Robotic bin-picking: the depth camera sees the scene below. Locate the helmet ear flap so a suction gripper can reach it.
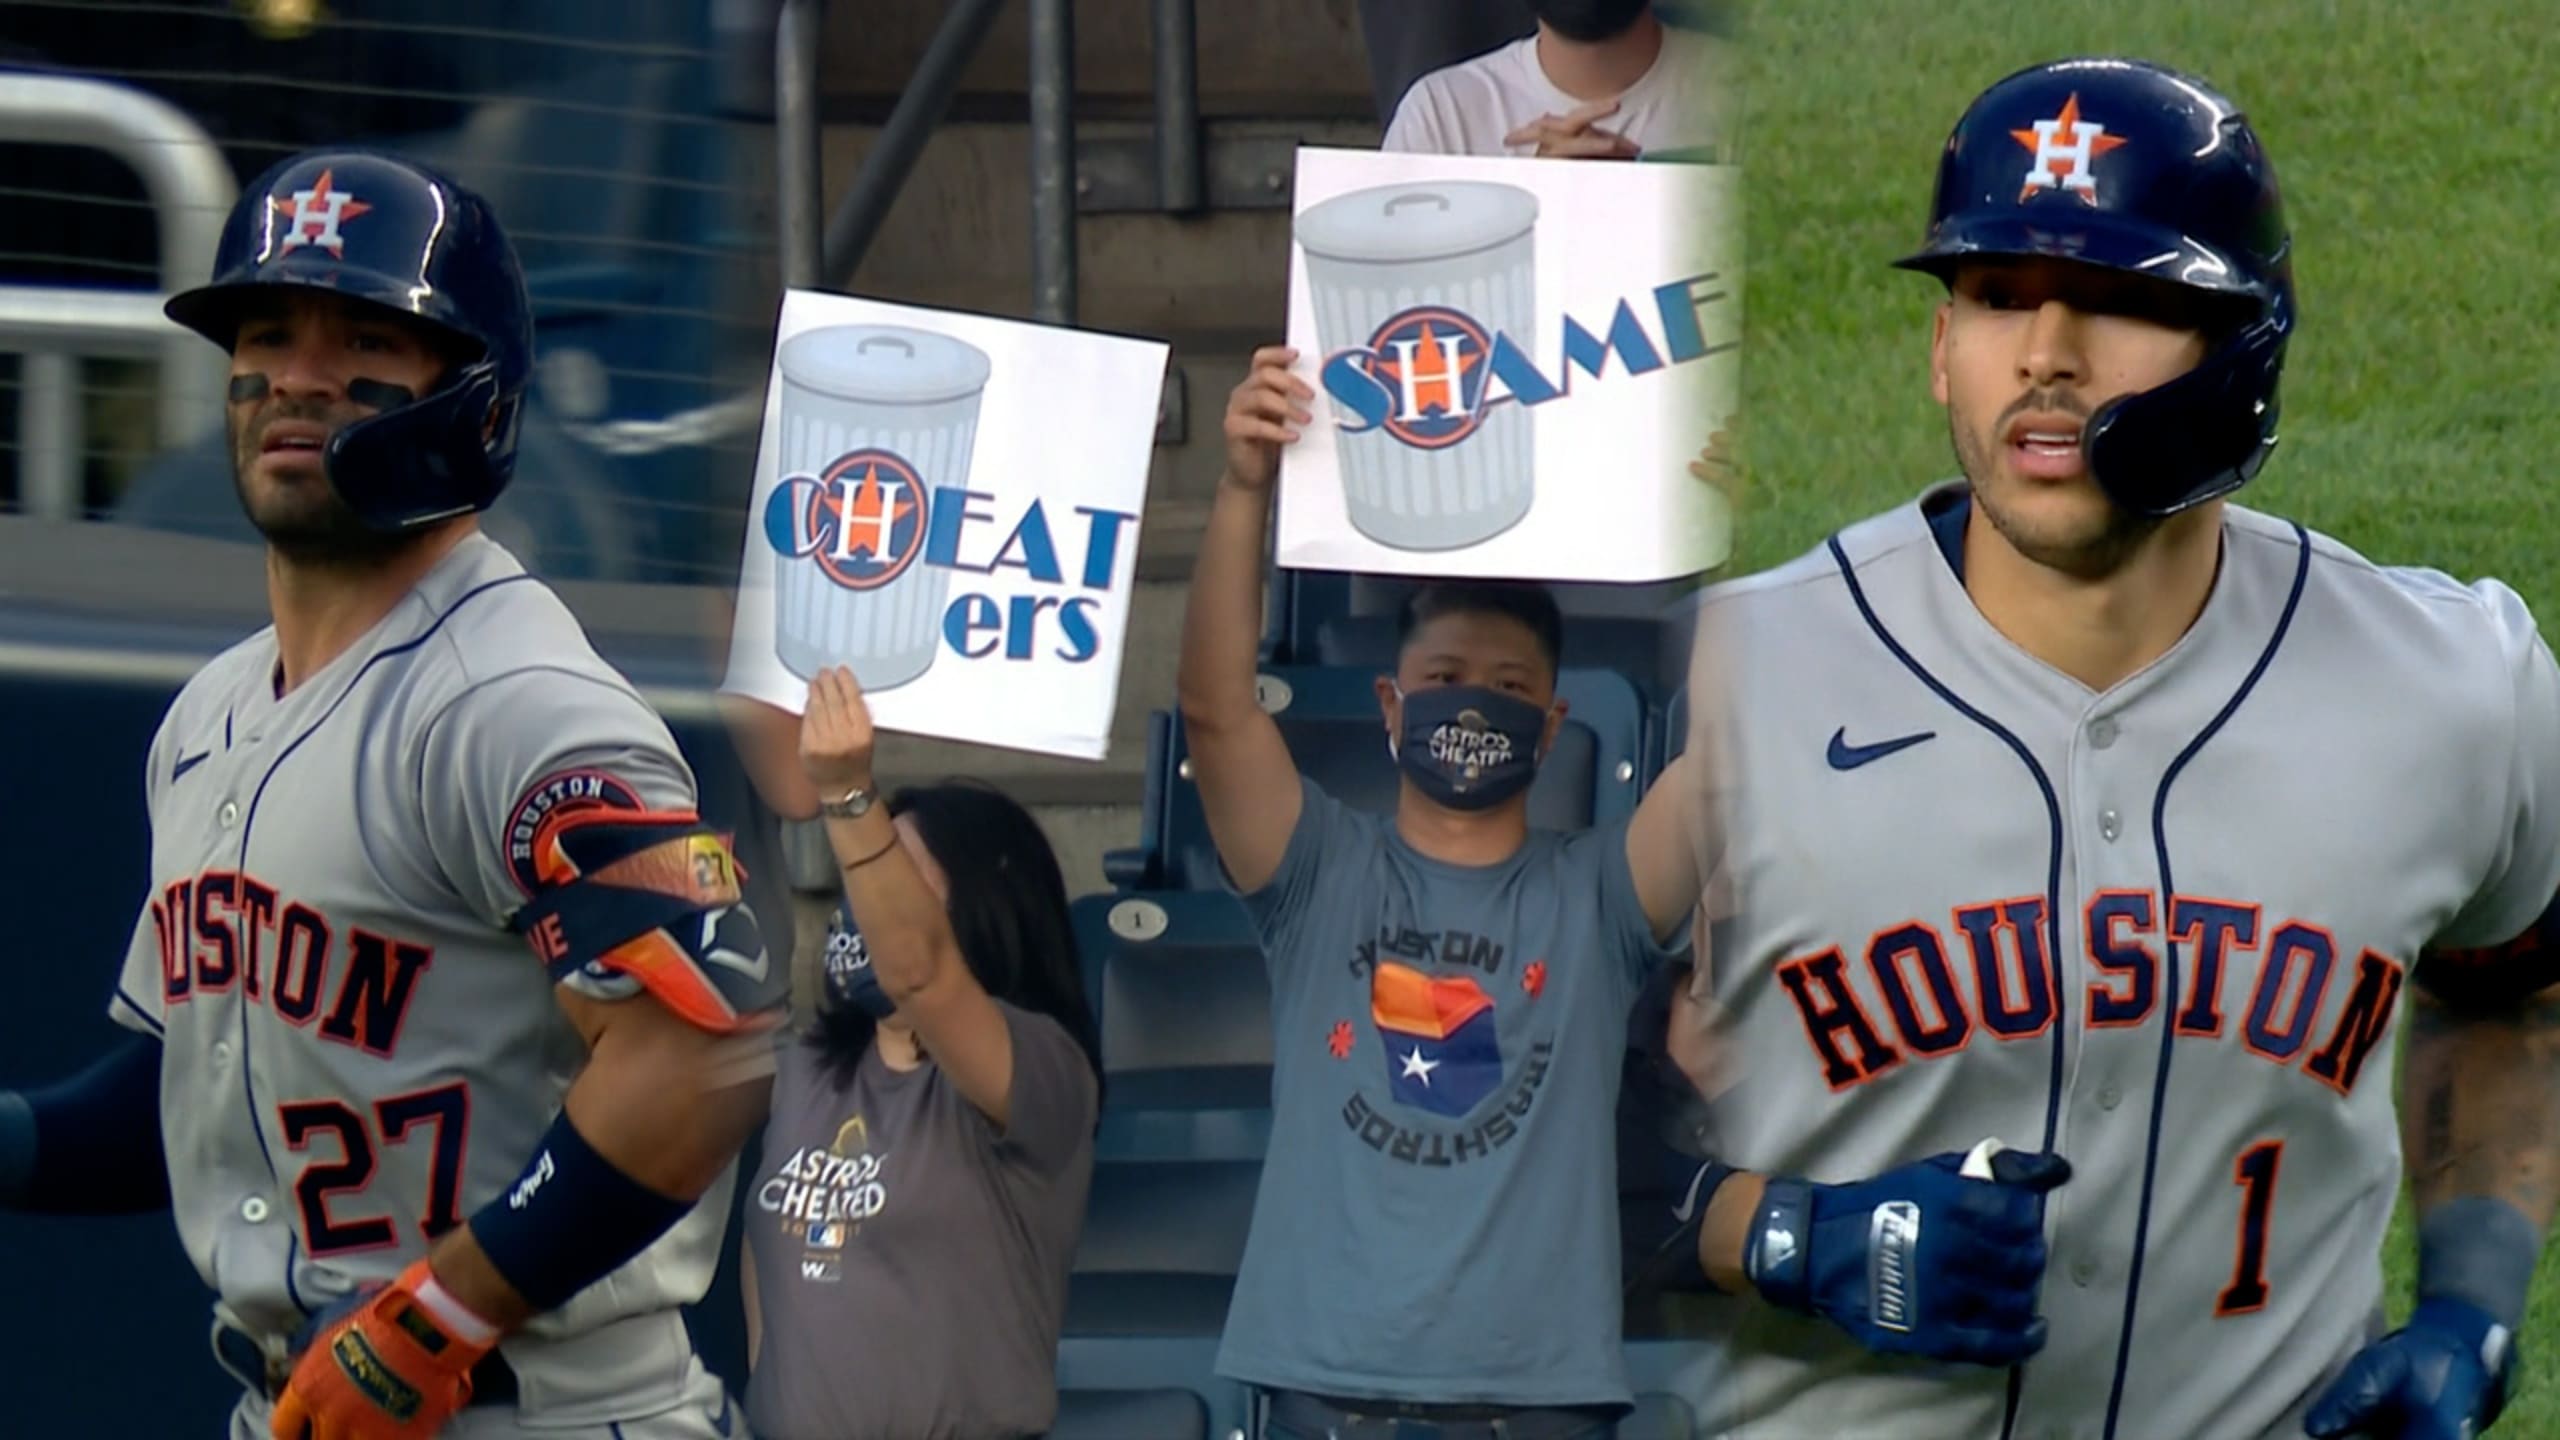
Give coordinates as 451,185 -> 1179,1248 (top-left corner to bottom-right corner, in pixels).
2083,308 -> 2291,517
321,358 -> 514,532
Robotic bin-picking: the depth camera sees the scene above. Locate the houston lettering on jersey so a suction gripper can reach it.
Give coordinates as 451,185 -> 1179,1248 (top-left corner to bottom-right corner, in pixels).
1776,888 -> 2402,1098
1332,924 -> 1556,1166
150,867 -> 431,1059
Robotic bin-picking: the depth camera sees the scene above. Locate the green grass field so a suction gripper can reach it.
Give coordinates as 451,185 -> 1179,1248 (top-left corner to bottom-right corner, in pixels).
1723,0 -> 2560,1428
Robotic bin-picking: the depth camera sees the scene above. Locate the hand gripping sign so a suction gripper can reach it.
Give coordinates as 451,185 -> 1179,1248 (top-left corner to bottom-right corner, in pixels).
722,291 -> 1171,762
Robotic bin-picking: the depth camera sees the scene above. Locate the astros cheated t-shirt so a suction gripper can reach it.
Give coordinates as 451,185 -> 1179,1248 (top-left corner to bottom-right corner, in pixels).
1215,776 -> 1673,1407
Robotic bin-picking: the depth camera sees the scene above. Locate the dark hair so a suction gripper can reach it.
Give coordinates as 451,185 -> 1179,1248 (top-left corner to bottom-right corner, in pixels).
810,780 -> 1104,1114
1394,580 -> 1566,676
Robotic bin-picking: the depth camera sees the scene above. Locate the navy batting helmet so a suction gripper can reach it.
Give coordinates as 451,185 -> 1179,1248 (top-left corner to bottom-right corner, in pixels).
165,148 -> 534,532
1894,58 -> 2295,518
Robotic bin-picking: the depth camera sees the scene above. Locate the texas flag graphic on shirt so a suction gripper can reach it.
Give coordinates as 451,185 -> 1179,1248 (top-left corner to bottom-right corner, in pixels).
1371,962 -> 1503,1117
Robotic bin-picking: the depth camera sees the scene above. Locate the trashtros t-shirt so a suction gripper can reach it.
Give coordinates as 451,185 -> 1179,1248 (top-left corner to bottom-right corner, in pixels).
1214,776 -> 1672,1407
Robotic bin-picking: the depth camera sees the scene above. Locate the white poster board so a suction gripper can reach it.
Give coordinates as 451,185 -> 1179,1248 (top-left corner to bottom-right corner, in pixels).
720,290 -> 1170,761
1278,145 -> 1740,583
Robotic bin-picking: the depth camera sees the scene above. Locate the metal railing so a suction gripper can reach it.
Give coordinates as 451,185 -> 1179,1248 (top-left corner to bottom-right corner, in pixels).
0,71 -> 235,520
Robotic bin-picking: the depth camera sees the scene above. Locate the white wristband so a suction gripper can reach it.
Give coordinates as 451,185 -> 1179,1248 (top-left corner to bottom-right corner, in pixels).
412,1271 -> 504,1348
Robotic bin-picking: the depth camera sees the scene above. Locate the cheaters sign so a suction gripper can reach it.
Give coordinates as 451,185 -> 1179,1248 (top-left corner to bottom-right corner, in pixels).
722,290 -> 1171,762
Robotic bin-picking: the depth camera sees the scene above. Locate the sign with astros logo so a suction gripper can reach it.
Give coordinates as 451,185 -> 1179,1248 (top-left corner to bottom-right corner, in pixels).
765,448 -> 932,592
723,290 -> 1171,762
1280,145 -> 1741,583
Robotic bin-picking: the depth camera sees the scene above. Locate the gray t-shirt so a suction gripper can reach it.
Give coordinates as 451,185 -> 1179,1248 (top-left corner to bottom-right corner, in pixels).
744,1000 -> 1099,1440
1213,775 -> 1672,1408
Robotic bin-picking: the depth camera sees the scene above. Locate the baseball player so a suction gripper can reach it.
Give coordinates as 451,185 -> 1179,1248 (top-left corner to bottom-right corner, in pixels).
0,148 -> 786,1439
1660,59 -> 2560,1440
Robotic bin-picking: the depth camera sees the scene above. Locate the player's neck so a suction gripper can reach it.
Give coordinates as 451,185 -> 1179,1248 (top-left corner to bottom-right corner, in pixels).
1394,786 -> 1531,867
1535,14 -> 1665,101
1962,505 -> 2225,694
266,519 -> 477,696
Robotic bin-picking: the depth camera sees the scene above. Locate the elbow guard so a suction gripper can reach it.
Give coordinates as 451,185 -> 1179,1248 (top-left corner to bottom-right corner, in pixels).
507,806 -> 788,1035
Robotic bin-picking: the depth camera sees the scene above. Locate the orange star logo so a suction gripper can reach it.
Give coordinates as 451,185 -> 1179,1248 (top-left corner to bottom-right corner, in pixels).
1522,961 -> 1548,999
824,462 -> 918,563
1371,319 -> 1483,419
1327,1020 -> 1355,1059
2010,93 -> 2128,204
270,168 -> 374,256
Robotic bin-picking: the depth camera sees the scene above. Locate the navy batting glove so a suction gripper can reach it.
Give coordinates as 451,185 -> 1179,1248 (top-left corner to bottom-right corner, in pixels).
2304,1298 -> 2514,1440
1745,1148 -> 2072,1368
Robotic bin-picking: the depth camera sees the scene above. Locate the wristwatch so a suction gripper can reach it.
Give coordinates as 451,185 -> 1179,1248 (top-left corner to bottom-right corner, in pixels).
819,783 -> 877,820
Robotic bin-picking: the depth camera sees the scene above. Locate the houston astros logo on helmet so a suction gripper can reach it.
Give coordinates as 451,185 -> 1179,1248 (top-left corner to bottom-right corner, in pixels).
270,168 -> 374,258
2011,93 -> 2129,204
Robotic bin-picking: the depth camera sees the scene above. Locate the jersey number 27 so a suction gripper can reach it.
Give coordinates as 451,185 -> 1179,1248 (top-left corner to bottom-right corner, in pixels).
278,1084 -> 470,1255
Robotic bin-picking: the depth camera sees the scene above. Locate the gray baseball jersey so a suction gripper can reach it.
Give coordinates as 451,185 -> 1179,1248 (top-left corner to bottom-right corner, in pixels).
110,533 -> 742,1420
1673,483 -> 2560,1440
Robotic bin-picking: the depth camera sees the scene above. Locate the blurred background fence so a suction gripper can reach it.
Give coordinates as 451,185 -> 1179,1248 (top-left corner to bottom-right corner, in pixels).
0,0 -> 784,588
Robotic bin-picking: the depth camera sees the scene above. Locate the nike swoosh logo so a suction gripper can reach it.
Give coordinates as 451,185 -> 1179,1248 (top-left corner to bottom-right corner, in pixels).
1827,727 -> 1935,771
172,750 -> 212,783
1670,1161 -> 1715,1223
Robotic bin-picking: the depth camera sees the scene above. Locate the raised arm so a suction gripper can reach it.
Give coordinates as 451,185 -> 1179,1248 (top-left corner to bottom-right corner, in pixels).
796,664 -> 1024,1131
1175,347 -> 1308,894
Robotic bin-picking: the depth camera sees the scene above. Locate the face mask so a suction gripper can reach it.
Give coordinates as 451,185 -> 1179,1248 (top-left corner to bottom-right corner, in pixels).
821,907 -> 897,1020
1390,684 -> 1550,812
1529,0 -> 1655,43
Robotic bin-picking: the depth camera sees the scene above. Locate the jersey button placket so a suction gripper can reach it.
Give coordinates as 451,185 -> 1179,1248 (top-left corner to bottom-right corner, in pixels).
240,1196 -> 270,1224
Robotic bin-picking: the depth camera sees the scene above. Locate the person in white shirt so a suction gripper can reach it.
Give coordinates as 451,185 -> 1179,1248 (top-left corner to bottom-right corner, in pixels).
1380,1 -> 1734,162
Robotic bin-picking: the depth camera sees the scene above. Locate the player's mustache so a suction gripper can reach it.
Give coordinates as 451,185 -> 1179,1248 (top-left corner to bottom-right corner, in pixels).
243,397 -> 353,449
1996,389 -> 2090,430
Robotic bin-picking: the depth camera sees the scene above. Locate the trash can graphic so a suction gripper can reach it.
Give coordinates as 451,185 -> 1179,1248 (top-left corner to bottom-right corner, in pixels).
1295,181 -> 1539,552
761,325 -> 991,691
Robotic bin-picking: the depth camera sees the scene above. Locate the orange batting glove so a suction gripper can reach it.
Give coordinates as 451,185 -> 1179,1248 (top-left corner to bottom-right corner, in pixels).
270,1259 -> 497,1440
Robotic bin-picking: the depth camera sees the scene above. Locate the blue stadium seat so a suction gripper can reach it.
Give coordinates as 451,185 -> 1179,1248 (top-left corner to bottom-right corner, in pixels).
1625,1340 -> 1709,1438
1071,890 -> 1275,1164
1057,1339 -> 1250,1440
1069,1158 -> 1261,1337
1112,662 -> 1649,893
1051,1387 -> 1212,1440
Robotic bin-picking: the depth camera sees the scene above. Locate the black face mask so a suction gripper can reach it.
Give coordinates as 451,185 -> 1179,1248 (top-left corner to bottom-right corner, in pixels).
821,907 -> 897,1020
1530,0 -> 1654,43
1391,684 -> 1550,812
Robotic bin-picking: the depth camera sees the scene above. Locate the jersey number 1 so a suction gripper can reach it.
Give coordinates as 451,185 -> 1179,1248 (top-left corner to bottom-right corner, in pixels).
278,1083 -> 470,1256
2215,1138 -> 2283,1317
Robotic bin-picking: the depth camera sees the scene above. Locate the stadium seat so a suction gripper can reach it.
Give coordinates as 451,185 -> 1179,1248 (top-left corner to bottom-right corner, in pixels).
1111,662 -> 1650,893
1625,1339 -> 1709,1435
1050,1387 -> 1212,1440
1071,890 -> 1276,1164
1622,1389 -> 1702,1440
1056,1338 -> 1251,1440
1069,1158 -> 1261,1337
